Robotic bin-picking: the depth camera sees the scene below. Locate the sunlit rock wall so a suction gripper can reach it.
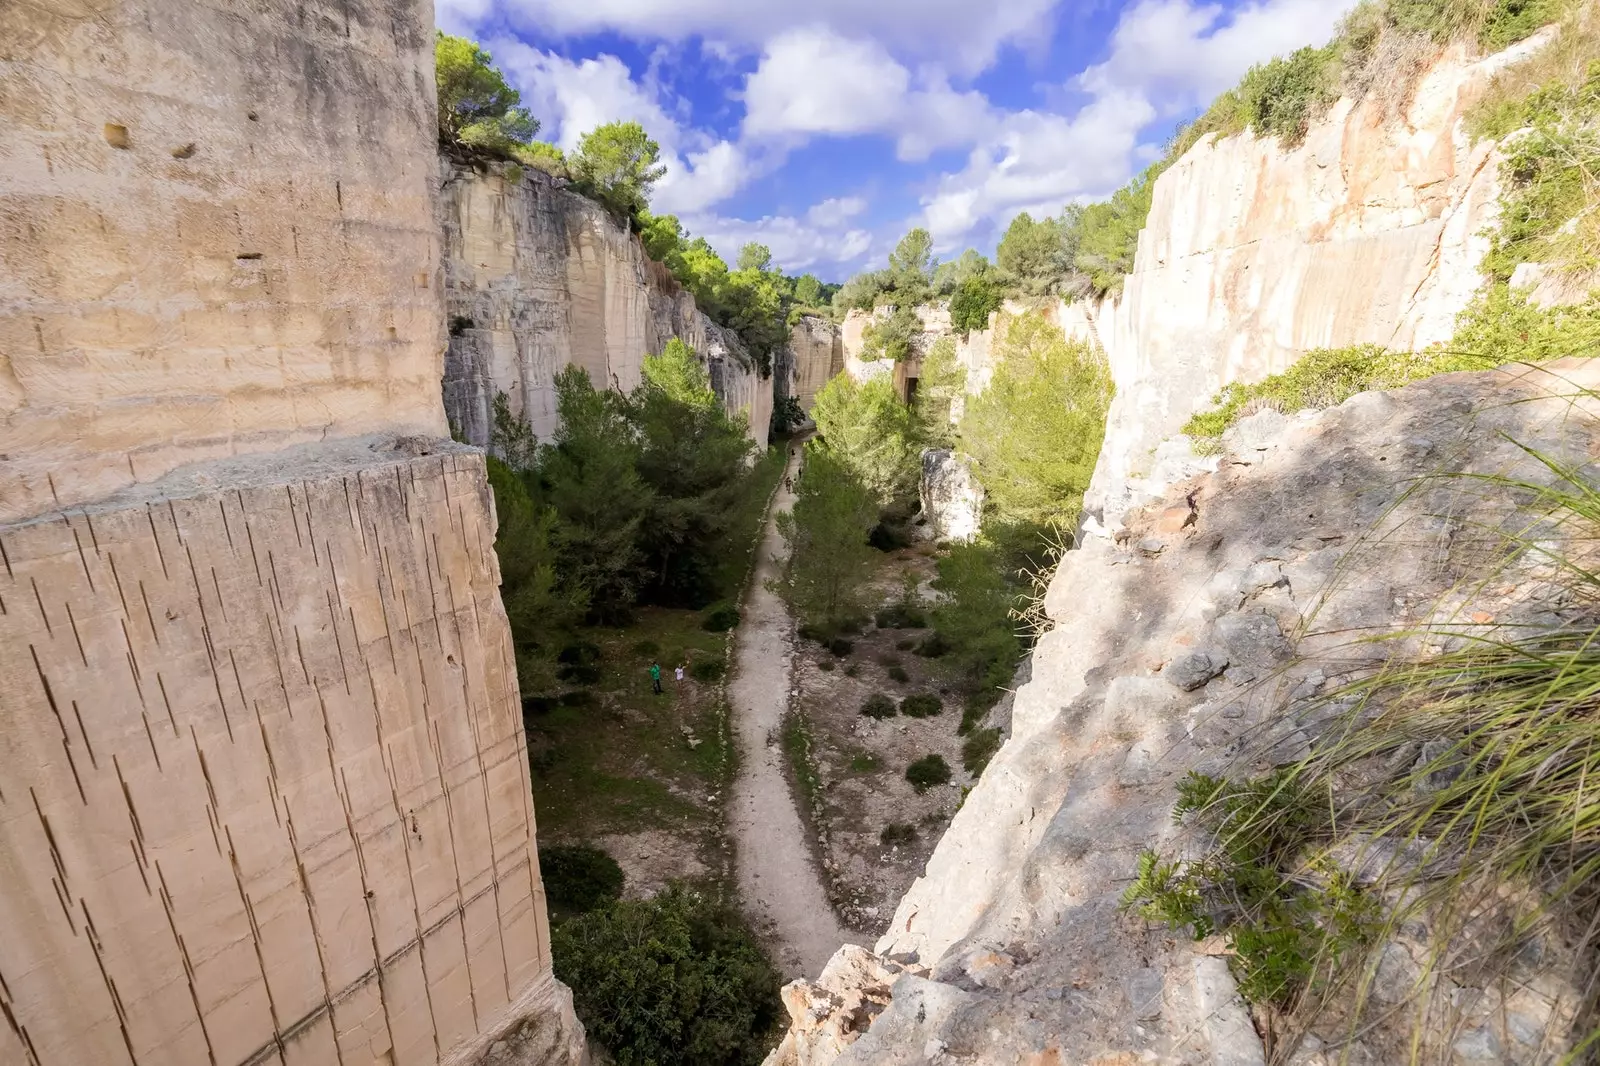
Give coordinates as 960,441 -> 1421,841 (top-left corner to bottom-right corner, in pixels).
439,162 -> 771,449
0,3 -> 582,1064
778,316 -> 844,414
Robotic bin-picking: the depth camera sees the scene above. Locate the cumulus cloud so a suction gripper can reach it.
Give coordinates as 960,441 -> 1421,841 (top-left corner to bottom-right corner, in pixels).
487,39 -> 760,214
438,0 -> 1058,76
917,0 -> 1359,247
741,26 -> 991,160
807,197 -> 868,227
686,207 -> 875,273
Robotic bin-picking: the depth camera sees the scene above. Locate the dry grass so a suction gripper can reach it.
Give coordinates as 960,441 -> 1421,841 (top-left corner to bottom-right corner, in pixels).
1468,1 -> 1600,141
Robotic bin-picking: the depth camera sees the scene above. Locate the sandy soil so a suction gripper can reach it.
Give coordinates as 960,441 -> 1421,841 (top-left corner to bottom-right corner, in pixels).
728,449 -> 860,979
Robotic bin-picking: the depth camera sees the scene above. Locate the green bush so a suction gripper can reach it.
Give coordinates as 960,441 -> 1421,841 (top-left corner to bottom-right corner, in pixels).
631,640 -> 660,656
900,694 -> 943,719
949,274 -> 1002,332
702,604 -> 741,632
817,659 -> 835,672
930,543 -> 1021,696
905,754 -> 952,793
777,444 -> 879,633
690,658 -> 725,683
896,638 -> 917,651
850,752 -> 882,773
539,844 -> 624,918
860,694 -> 898,719
962,728 -> 1003,776
875,603 -> 928,629
888,665 -> 910,684
915,633 -> 951,658
552,886 -> 782,1065
880,823 -> 917,847
829,638 -> 855,658
1236,45 -> 1339,147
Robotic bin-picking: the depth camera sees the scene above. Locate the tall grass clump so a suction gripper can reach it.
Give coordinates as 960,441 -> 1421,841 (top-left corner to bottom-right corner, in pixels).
1126,430 -> 1600,1056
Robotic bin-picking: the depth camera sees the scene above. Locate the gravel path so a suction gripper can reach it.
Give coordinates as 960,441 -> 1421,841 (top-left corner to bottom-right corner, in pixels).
728,448 -> 858,979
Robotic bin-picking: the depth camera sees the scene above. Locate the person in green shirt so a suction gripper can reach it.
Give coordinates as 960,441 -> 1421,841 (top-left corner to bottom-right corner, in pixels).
649,661 -> 662,694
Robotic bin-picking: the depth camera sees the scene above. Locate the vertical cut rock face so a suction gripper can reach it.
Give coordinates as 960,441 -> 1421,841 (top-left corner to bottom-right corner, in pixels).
0,0 -> 447,524
777,315 -> 845,414
0,3 -> 582,1064
439,162 -> 772,449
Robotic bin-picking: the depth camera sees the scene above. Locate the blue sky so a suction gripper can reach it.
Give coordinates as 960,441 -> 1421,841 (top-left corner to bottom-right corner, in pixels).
436,0 -> 1357,281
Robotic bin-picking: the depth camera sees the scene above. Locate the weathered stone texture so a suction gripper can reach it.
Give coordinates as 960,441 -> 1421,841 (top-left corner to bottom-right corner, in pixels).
0,445 -> 581,1066
0,0 -> 447,524
1073,33 -> 1554,525
439,162 -> 771,448
779,316 -> 843,414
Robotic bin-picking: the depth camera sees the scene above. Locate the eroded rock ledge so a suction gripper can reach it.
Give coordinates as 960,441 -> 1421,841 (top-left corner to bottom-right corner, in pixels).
770,363 -> 1600,1065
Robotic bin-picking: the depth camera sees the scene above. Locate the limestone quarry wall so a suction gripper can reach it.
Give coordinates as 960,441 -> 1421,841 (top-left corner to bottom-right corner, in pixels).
0,0 -> 447,525
0,3 -> 581,1064
439,163 -> 772,449
1072,31 -> 1554,524
779,316 -> 844,413
0,444 -> 580,1066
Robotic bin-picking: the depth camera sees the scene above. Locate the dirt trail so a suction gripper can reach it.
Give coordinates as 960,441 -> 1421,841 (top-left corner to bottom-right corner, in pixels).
729,448 -> 858,979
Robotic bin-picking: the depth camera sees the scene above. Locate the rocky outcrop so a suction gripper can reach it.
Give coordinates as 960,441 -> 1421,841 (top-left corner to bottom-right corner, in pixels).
1072,31 -> 1556,526
439,162 -> 771,449
918,450 -> 983,543
0,4 -> 583,1064
778,315 -> 845,415
775,362 -> 1598,1065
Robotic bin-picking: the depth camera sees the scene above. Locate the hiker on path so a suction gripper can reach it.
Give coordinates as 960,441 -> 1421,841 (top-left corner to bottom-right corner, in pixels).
649,661 -> 663,694
784,476 -> 792,492
674,663 -> 685,683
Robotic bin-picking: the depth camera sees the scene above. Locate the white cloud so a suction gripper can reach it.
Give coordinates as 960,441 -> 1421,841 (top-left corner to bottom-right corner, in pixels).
741,26 -> 990,160
807,197 -> 868,227
686,207 -> 875,274
918,0 -> 1360,246
439,0 -> 1058,76
487,38 -> 759,214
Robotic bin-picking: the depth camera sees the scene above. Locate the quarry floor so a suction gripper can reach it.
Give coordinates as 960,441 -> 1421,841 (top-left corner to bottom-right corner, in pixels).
729,448 -> 861,978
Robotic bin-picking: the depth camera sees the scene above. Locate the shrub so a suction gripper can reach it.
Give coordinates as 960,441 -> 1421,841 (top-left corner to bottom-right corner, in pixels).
552,886 -> 782,1066
905,754 -> 952,793
1236,45 -> 1339,147
850,752 -> 882,773
558,642 -> 602,666
868,519 -> 914,552
557,663 -> 602,685
875,603 -> 928,629
915,633 -> 951,658
632,640 -> 660,656
880,823 -> 918,847
817,659 -> 835,672
539,844 -> 624,918
844,663 -> 860,677
828,638 -> 854,658
690,658 -> 725,683
896,638 -> 917,651
888,665 -> 910,684
900,694 -> 944,719
962,728 -> 1003,776
949,274 -> 1003,332
930,543 -> 1021,695
559,690 -> 595,707
702,604 -> 741,632
777,445 -> 879,632
860,694 -> 898,719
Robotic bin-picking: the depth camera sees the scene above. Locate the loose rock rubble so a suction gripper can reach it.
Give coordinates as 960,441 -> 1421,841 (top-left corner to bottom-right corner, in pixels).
766,364 -> 1600,1065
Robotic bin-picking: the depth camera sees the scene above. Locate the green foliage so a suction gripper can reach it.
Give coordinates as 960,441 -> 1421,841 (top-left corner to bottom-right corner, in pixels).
516,140 -> 568,178
1477,61 -> 1600,281
930,542 -> 1021,695
1236,45 -> 1340,146
435,32 -> 538,154
1180,343 -> 1487,449
874,603 -> 928,629
997,210 -> 1080,296
1075,166 -> 1162,297
914,336 -> 968,449
690,658 -> 726,683
851,751 -> 882,773
811,375 -> 922,508
736,243 -> 773,272
887,665 -> 910,683
1452,282 -> 1600,362
860,694 -> 898,719
552,886 -> 782,1066
859,303 -> 922,363
833,269 -> 893,315
793,273 -> 824,308
643,338 -> 719,410
899,694 -> 943,718
958,313 -> 1113,534
770,396 -> 805,437
880,822 -> 917,846
539,845 -> 624,919
905,754 -> 952,793
933,249 -> 992,295
702,605 -> 740,632
776,444 -> 879,632
569,121 -> 667,223
948,274 -> 1002,334
961,728 -> 1002,776
888,228 -> 936,305
1122,772 -> 1380,1009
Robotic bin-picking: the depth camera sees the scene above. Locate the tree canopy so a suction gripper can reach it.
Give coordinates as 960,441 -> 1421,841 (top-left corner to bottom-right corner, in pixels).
570,121 -> 667,223
435,32 -> 539,155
